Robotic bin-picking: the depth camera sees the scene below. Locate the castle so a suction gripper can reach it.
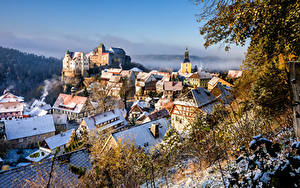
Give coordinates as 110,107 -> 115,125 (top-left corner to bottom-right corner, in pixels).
61,43 -> 131,84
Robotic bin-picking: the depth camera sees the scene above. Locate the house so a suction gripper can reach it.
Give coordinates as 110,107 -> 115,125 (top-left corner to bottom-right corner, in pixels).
79,109 -> 128,134
207,77 -> 233,91
227,70 -> 243,79
0,92 -> 24,120
108,118 -> 171,150
107,75 -> 123,97
183,72 -> 212,88
142,108 -> 170,123
100,71 -> 114,85
129,100 -> 151,120
155,96 -> 174,111
171,88 -> 218,132
45,129 -> 74,153
150,71 -> 170,80
156,76 -> 170,93
0,149 -> 91,187
120,70 -> 136,97
26,129 -> 74,162
52,94 -> 93,123
210,82 -> 232,104
135,72 -> 157,97
4,115 -> 55,148
163,81 -> 183,98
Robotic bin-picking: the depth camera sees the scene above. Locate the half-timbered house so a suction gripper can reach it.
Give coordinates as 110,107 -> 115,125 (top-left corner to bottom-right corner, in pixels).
171,87 -> 218,132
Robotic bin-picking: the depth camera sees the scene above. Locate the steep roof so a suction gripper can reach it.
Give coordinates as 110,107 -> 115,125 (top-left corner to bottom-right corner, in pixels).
173,88 -> 218,113
112,118 -> 170,149
147,109 -> 170,121
53,94 -> 87,114
208,77 -> 221,86
83,109 -> 128,132
187,73 -> 200,79
109,47 -> 125,54
0,149 -> 91,188
130,67 -> 142,72
5,115 -> 55,140
0,92 -> 24,103
45,129 -> 74,150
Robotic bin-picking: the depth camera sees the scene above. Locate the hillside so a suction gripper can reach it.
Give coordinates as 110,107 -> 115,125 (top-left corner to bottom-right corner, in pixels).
0,46 -> 62,101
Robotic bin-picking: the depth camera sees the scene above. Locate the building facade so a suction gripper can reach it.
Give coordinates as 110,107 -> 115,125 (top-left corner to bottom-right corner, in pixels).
0,92 -> 24,120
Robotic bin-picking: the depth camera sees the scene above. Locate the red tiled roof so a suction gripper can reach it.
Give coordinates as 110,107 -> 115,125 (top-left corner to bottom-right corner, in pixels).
53,94 -> 87,113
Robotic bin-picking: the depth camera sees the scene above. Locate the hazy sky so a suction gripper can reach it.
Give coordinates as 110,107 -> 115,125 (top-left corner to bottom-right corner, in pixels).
0,0 -> 246,67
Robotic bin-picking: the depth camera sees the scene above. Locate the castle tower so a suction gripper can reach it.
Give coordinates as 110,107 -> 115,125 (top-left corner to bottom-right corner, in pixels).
98,43 -> 105,54
180,48 -> 192,73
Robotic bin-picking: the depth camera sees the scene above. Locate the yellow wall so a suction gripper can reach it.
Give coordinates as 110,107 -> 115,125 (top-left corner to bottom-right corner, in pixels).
181,62 -> 192,73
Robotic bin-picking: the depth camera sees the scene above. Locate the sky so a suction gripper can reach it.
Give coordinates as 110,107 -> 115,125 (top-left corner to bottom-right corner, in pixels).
0,0 -> 246,68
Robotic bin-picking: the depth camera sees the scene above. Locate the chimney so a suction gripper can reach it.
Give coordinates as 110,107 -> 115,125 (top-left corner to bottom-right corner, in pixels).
71,87 -> 76,97
150,123 -> 159,138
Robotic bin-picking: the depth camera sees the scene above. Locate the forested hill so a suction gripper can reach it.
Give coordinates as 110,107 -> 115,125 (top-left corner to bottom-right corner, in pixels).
0,46 -> 62,100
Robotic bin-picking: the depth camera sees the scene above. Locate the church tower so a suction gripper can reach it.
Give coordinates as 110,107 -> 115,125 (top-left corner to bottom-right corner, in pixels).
180,48 -> 192,73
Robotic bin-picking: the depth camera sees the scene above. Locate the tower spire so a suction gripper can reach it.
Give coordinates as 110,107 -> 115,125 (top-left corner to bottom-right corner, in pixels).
184,48 -> 190,62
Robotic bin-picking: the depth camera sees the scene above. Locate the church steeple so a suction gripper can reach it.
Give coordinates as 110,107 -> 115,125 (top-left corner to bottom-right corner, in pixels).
184,48 -> 190,62
180,48 -> 192,74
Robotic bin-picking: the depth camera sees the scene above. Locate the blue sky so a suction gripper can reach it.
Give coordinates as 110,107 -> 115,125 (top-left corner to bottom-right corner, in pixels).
0,0 -> 245,67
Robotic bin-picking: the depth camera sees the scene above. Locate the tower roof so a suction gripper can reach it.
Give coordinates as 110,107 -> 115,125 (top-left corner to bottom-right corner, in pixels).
183,48 -> 190,63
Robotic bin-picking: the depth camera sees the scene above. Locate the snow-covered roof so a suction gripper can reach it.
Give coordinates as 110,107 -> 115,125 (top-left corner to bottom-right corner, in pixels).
137,72 -> 150,81
112,118 -> 171,149
228,70 -> 243,78
83,109 -> 128,132
173,88 -> 218,113
105,68 -> 122,74
5,115 -> 55,140
198,71 -> 213,79
147,109 -> 170,121
109,47 -> 125,54
0,92 -> 24,103
53,94 -> 87,114
132,100 -> 150,110
100,72 -> 114,80
45,129 -> 74,150
164,81 -> 183,91
191,88 -> 217,108
208,77 -> 220,86
130,67 -> 142,72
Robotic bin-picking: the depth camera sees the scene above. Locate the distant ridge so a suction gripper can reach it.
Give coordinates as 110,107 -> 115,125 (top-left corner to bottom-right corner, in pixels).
132,54 -> 242,71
